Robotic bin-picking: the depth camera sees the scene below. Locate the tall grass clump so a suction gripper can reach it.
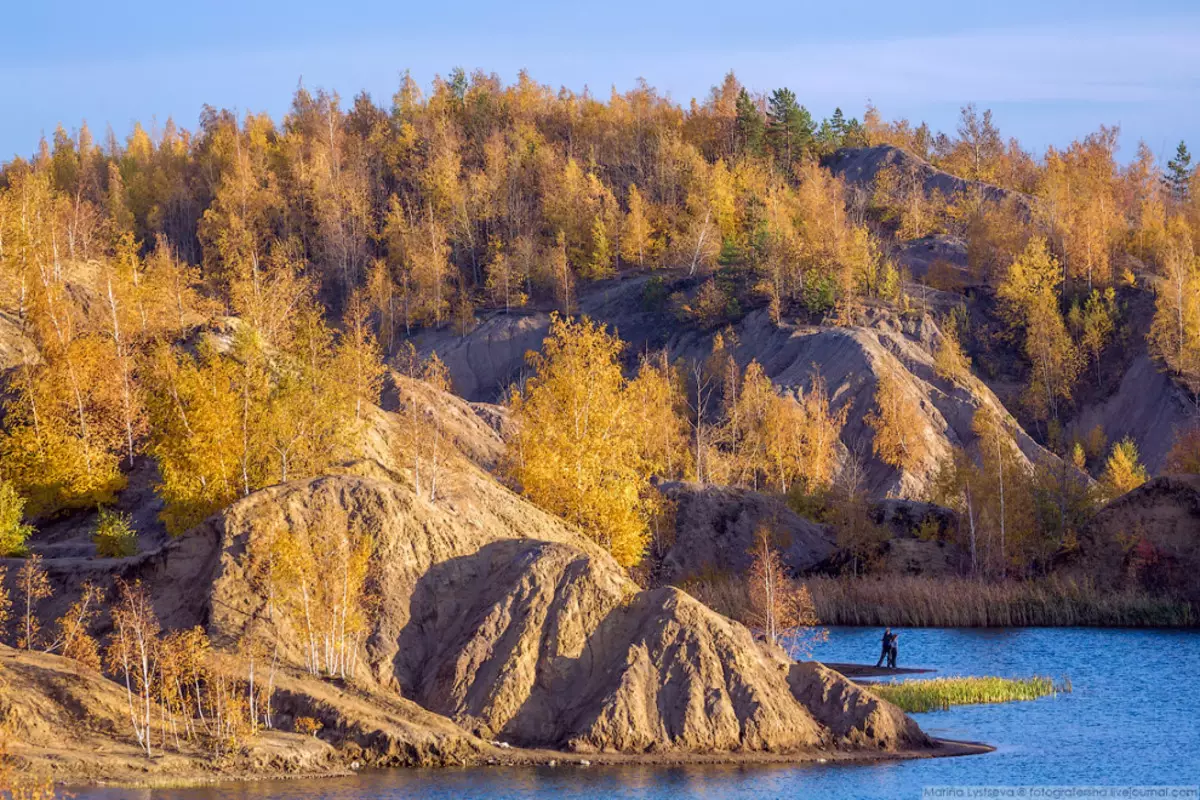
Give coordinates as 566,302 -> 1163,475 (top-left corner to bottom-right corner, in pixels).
871,675 -> 1071,713
806,575 -> 1194,627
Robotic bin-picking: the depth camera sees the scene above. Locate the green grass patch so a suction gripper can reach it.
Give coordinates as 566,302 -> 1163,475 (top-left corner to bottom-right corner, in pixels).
871,675 -> 1071,713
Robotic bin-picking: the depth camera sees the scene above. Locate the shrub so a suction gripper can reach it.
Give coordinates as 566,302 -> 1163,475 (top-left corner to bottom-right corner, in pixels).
0,480 -> 34,557
294,716 -> 323,737
93,508 -> 138,558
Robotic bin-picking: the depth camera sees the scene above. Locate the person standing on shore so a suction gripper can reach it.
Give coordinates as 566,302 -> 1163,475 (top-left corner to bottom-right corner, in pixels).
876,628 -> 893,667
888,631 -> 899,668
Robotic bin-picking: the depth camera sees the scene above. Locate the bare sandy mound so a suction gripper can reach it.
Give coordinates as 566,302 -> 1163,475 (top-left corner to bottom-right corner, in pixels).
374,372 -> 509,472
193,464 -> 929,754
788,661 -> 925,748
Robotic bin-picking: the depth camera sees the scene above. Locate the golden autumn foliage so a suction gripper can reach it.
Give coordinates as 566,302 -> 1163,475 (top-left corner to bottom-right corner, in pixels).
998,238 -> 1081,421
1102,437 -> 1148,498
143,257 -> 381,532
15,555 -> 51,650
866,371 -> 928,472
2,74 -> 1200,675
928,408 -> 1054,578
871,163 -> 947,241
715,360 -> 846,495
2,74 -> 1193,555
102,580 -> 262,758
1036,129 -> 1123,290
264,507 -> 375,678
507,315 -> 685,566
1148,217 -> 1200,397
934,322 -> 972,385
0,481 -> 34,557
626,351 -> 693,482
50,582 -> 104,670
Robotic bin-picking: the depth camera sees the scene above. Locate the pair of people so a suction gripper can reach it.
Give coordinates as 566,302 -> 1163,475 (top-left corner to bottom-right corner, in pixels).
875,628 -> 899,668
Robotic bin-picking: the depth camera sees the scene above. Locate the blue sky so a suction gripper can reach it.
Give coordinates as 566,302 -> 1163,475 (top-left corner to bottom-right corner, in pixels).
4,0 -> 1199,164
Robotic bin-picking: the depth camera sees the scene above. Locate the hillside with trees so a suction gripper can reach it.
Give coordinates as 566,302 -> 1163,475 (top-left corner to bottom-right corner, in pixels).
1,67 -> 1199,788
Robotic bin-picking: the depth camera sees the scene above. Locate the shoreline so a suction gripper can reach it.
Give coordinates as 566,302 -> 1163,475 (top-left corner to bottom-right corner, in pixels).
30,659 -> 985,792
63,738 -> 995,791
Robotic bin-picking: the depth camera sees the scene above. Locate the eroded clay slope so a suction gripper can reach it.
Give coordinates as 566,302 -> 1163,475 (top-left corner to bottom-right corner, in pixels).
181,461 -> 931,755
733,310 -> 1053,498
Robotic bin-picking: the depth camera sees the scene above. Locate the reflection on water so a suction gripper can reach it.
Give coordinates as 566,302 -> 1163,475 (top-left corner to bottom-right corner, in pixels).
76,627 -> 1200,800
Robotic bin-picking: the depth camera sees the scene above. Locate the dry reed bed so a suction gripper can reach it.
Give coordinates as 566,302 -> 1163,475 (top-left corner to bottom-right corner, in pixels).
804,575 -> 1194,628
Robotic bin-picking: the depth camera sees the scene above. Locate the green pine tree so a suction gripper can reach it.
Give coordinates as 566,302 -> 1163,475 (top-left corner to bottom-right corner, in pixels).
766,88 -> 814,169
1166,140 -> 1193,201
829,108 -> 846,137
816,108 -> 848,154
842,117 -> 868,147
736,89 -> 765,157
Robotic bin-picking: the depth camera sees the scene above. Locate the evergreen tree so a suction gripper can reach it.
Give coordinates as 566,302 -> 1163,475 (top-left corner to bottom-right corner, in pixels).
735,89 -> 765,157
1165,140 -> 1192,201
829,107 -> 846,137
815,108 -> 847,153
766,88 -> 813,168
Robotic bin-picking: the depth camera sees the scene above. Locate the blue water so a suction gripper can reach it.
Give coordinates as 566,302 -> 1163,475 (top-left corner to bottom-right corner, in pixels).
76,628 -> 1200,799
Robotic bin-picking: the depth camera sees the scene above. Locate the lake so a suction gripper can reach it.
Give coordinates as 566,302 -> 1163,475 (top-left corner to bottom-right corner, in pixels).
75,627 -> 1200,799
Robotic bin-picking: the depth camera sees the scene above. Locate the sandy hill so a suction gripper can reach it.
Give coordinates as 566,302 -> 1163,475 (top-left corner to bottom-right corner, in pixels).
192,462 -> 928,754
